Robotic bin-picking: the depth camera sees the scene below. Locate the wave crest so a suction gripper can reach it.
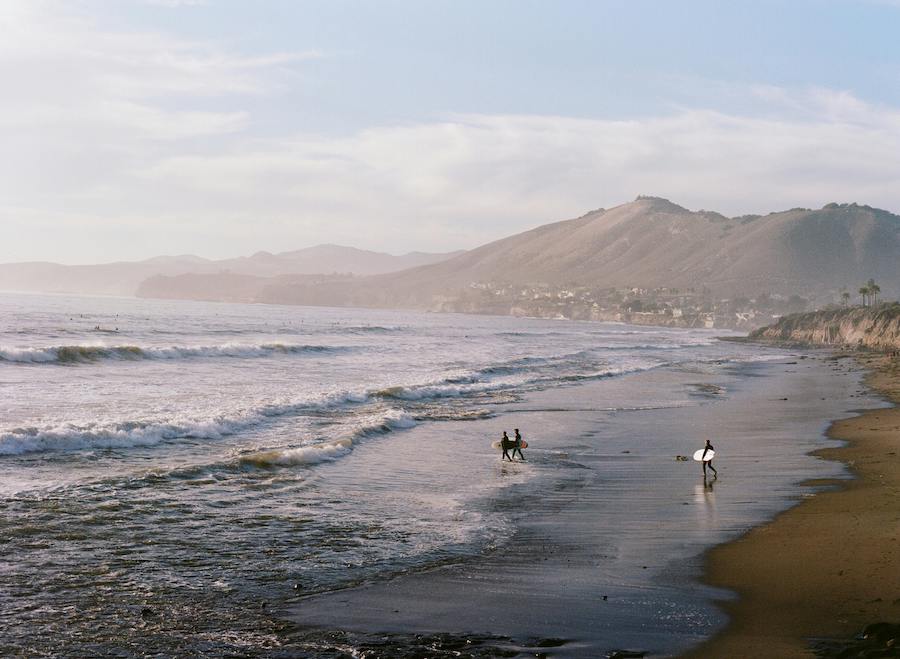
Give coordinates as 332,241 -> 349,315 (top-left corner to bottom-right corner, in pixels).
0,343 -> 341,365
238,410 -> 417,467
0,390 -> 369,456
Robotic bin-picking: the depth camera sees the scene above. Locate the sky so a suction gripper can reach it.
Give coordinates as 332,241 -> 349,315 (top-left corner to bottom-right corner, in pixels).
3,0 -> 900,264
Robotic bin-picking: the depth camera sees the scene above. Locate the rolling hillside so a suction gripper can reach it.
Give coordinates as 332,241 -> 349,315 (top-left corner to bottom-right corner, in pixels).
359,196 -> 900,300
166,196 -> 900,312
0,245 -> 462,297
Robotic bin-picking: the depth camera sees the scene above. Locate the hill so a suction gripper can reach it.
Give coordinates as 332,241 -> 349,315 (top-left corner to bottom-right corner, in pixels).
136,272 -> 353,304
0,246 -> 462,297
359,196 -> 900,301
138,197 -> 900,325
210,245 -> 465,278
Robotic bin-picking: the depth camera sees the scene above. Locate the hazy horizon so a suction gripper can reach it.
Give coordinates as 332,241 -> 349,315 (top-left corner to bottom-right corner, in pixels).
3,195 -> 896,268
0,242 -> 463,267
4,0 -> 900,264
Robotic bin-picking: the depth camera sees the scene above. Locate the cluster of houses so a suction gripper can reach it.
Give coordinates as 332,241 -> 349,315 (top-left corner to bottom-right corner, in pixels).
452,282 -> 812,330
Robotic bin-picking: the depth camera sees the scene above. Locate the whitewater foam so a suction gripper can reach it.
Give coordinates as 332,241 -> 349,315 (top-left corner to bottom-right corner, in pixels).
0,390 -> 372,456
0,342 -> 342,364
373,355 -> 665,402
241,439 -> 355,467
239,410 -> 417,467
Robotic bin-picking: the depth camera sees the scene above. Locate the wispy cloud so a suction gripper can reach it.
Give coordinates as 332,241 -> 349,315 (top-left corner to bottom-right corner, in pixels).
118,90 -> 900,252
2,0 -> 900,262
0,0 -> 318,126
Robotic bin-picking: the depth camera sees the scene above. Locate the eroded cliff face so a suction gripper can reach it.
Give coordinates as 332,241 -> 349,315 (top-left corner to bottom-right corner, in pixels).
750,304 -> 900,350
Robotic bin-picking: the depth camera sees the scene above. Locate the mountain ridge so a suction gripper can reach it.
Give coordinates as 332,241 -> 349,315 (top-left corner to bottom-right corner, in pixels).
136,196 -> 900,330
8,196 -> 900,327
0,245 -> 464,297
348,196 -> 900,299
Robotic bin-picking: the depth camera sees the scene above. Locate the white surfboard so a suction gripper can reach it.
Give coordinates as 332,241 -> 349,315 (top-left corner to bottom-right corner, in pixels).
693,448 -> 715,462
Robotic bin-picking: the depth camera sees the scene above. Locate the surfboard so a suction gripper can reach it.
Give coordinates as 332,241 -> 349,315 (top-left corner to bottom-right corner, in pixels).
492,440 -> 528,449
693,448 -> 715,462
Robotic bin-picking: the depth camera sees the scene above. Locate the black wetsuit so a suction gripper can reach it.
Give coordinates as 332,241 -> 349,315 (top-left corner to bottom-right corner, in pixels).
500,435 -> 513,461
512,431 -> 525,460
702,442 -> 717,476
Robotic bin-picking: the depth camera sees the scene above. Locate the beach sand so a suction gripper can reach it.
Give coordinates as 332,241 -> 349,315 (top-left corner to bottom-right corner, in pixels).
683,354 -> 900,658
285,358 -> 878,657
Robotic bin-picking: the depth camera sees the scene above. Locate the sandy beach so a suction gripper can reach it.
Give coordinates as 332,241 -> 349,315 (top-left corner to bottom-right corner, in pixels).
684,354 -> 900,658
284,355 -> 880,657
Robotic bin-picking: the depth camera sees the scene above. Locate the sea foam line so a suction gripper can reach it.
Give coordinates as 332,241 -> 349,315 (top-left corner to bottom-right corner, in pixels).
0,342 -> 343,364
0,353 -> 665,456
372,357 -> 663,401
0,390 -> 369,456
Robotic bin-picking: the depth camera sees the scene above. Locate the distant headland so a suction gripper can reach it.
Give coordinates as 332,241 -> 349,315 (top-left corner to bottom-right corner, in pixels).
4,197 -> 900,331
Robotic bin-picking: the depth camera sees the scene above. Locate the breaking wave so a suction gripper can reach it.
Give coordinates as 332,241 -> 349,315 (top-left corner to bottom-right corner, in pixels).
371,375 -> 523,401
329,325 -> 406,336
372,357 -> 663,402
239,410 -> 417,467
0,344 -> 671,457
0,342 -> 343,364
0,391 -> 369,456
413,407 -> 496,422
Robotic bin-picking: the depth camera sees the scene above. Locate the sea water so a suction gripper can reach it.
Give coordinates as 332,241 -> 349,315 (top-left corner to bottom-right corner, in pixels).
0,292 -> 869,656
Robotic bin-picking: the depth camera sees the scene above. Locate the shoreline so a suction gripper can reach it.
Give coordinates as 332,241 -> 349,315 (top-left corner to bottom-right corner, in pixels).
282,356 -> 872,657
682,353 -> 900,657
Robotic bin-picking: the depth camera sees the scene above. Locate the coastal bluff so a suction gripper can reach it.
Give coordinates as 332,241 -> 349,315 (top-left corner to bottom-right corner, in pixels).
750,304 -> 900,351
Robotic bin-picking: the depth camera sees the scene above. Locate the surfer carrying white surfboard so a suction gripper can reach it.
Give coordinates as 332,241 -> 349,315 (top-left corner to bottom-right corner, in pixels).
512,428 -> 526,461
701,439 -> 717,476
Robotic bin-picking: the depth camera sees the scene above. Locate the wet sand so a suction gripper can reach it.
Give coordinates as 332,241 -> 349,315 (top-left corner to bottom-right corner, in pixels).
284,357 -> 876,657
683,354 -> 900,657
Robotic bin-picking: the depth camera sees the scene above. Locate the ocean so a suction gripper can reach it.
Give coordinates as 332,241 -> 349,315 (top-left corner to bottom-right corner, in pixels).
0,292 -> 874,657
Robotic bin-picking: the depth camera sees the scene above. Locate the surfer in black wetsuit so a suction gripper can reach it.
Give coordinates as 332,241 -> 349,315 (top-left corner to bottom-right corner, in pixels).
512,428 -> 526,461
701,439 -> 717,477
500,431 -> 513,462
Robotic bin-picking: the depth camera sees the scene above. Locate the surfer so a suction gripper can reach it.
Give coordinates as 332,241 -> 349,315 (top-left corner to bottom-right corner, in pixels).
500,431 -> 513,462
701,439 -> 717,476
512,428 -> 526,461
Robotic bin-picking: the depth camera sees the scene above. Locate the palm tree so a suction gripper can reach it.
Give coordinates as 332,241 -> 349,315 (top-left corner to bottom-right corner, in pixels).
868,279 -> 881,305
841,291 -> 851,306
859,286 -> 869,307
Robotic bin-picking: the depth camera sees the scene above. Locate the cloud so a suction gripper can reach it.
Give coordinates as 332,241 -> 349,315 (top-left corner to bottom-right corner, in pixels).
127,89 -> 900,250
0,1 -> 318,129
10,87 -> 900,259
2,0 -> 900,263
0,0 -> 321,259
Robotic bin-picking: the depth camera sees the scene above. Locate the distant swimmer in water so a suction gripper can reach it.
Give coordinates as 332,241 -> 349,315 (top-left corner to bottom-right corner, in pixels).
701,439 -> 717,477
500,431 -> 513,462
512,428 -> 526,461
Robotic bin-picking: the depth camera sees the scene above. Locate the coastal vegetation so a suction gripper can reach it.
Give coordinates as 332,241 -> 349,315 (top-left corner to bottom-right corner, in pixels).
750,302 -> 900,350
859,278 -> 882,306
